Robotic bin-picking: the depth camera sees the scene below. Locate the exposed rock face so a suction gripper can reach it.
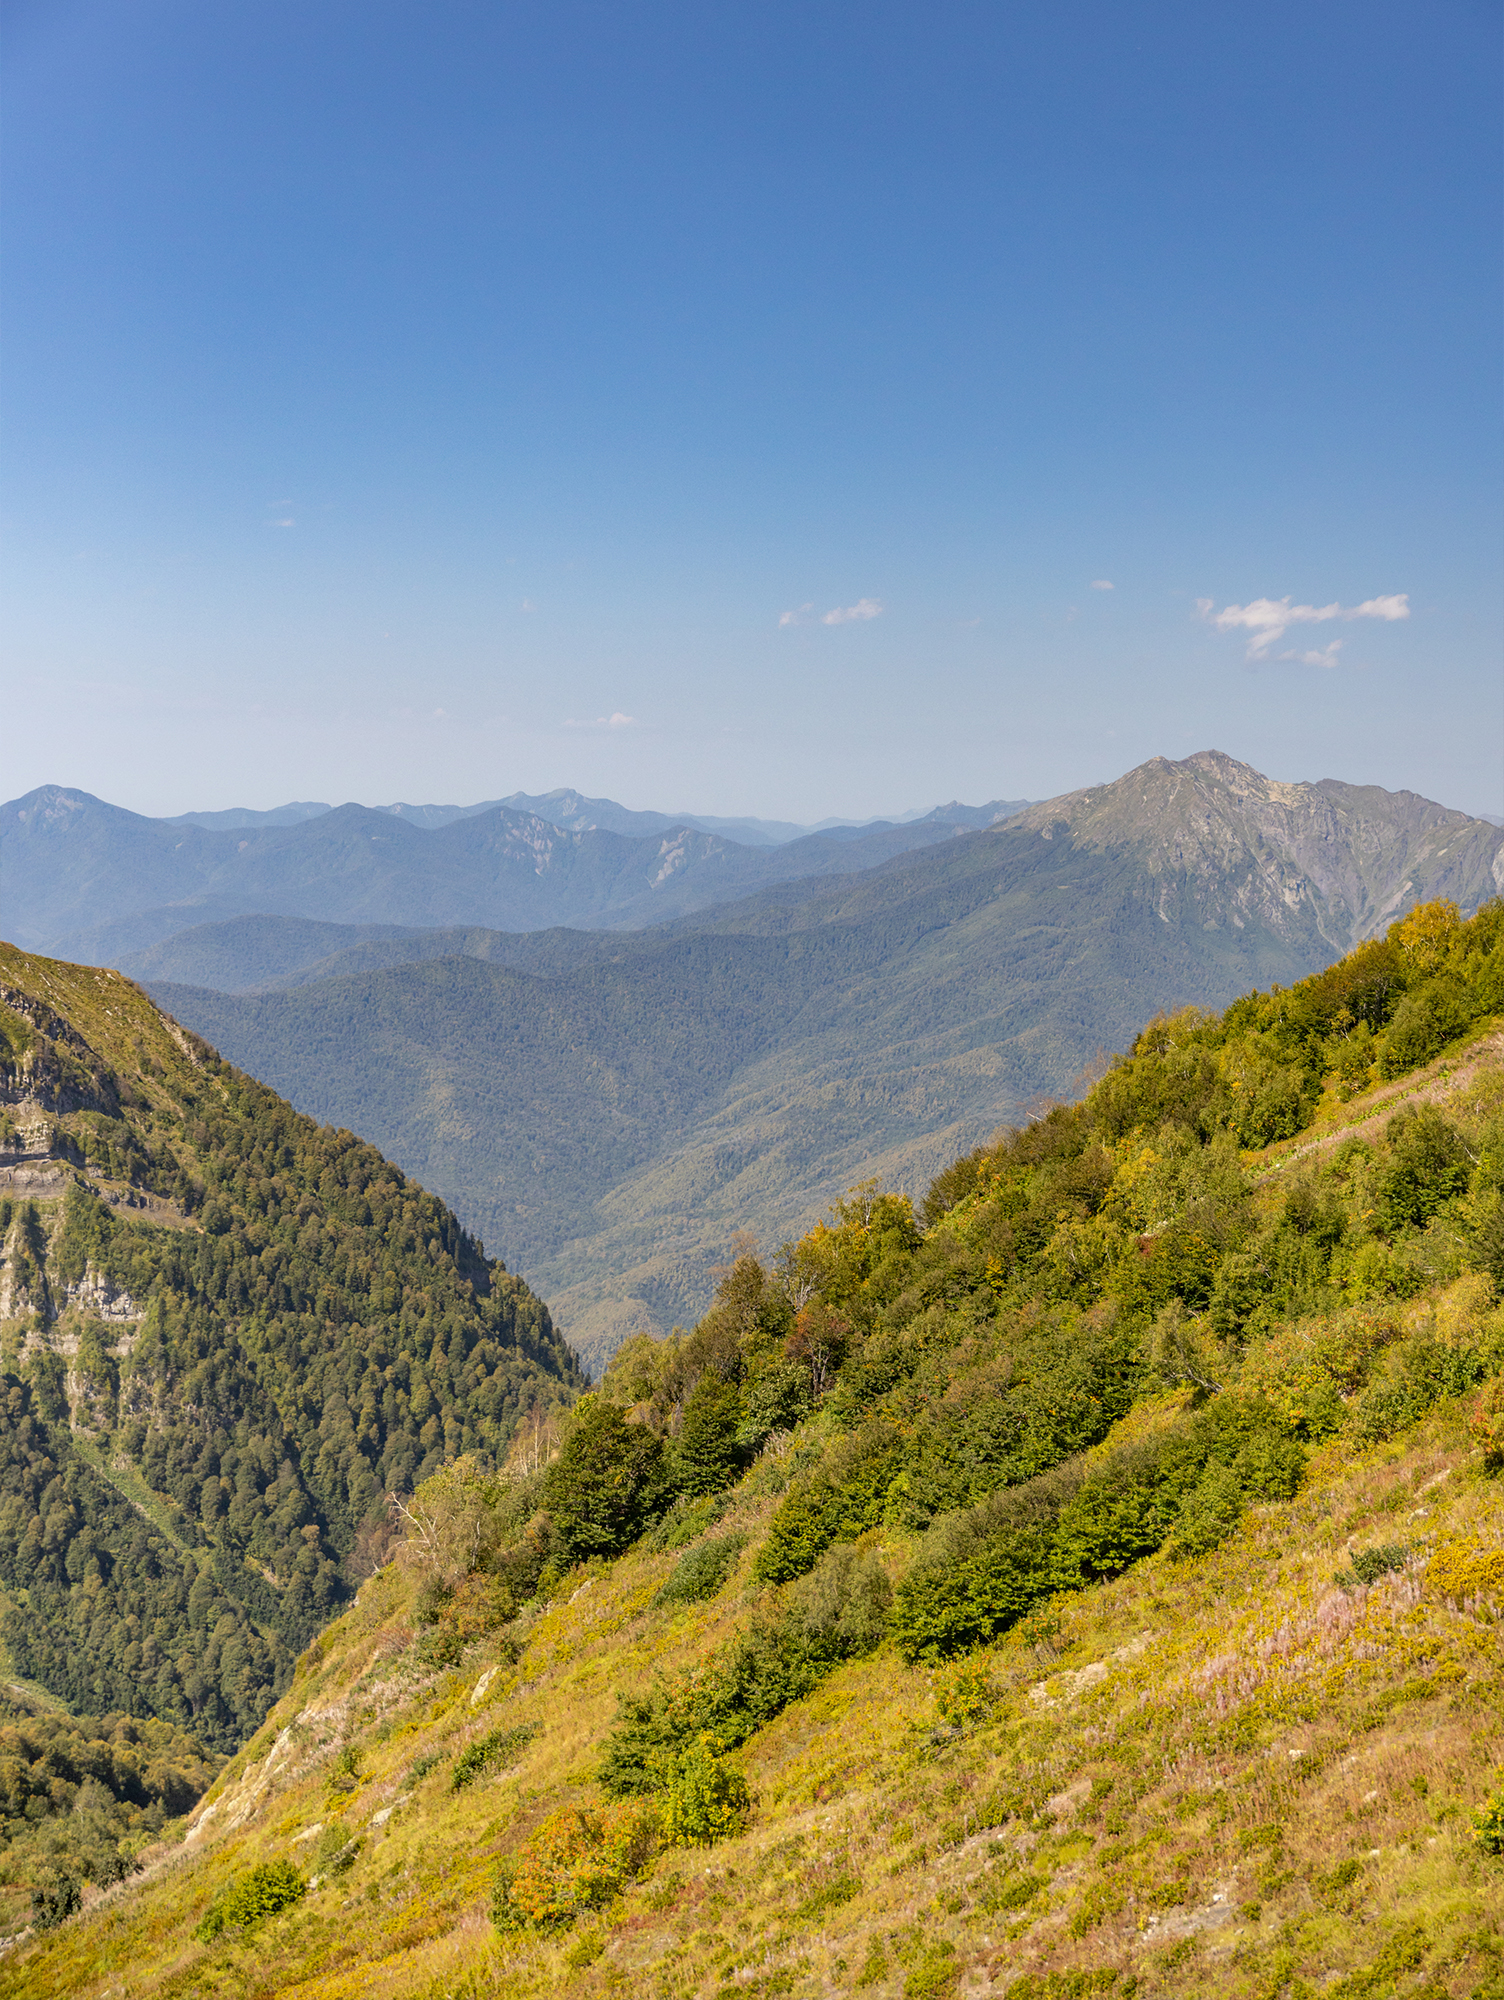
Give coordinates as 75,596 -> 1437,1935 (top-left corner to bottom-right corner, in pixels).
1012,750 -> 1504,952
0,984 -> 121,1117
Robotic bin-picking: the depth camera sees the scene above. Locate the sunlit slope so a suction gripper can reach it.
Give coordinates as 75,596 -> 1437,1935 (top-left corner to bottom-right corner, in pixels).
7,897 -> 1503,1995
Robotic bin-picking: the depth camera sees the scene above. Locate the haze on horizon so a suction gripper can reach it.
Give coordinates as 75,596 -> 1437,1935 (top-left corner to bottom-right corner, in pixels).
2,1 -> 1499,824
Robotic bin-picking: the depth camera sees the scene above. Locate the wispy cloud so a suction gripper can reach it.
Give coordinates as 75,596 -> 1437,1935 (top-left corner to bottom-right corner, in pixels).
1197,592 -> 1409,662
564,711 -> 637,730
521,598 -> 536,612
1090,579 -> 1114,591
779,597 -> 884,628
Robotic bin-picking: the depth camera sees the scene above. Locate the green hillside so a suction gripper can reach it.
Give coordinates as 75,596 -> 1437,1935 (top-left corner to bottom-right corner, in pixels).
0,945 -> 580,1776
8,896 -> 1502,1994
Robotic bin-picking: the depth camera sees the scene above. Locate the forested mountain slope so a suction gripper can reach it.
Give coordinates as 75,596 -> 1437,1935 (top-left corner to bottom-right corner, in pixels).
0,945 -> 580,1778
140,756 -> 1504,1369
9,897 -> 1502,1995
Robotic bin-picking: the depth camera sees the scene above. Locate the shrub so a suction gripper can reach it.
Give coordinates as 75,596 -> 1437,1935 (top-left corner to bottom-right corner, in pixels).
1426,1535 -> 1504,1605
1351,1338 -> 1486,1442
1335,1543 -> 1410,1589
1376,1107 -> 1471,1228
1475,1783 -> 1504,1856
656,1532 -> 747,1606
1469,1376 -> 1504,1469
786,1542 -> 891,1654
545,1395 -> 670,1563
645,1492 -> 728,1553
30,1865 -> 81,1931
753,1423 -> 905,1584
1165,1460 -> 1243,1558
452,1721 -> 539,1790
492,1800 -> 660,1930
412,1576 -> 453,1626
658,1736 -> 751,1846
933,1654 -> 996,1729
312,1821 -> 362,1879
414,1627 -> 464,1669
893,1524 -> 1057,1662
194,1858 -> 306,1940
1377,977 -> 1473,1080
675,1372 -> 744,1495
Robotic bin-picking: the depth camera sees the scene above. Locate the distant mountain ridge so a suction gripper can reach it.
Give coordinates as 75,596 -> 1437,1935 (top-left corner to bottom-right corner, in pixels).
0,786 -> 1030,962
160,788 -> 1034,845
130,752 -> 1504,1368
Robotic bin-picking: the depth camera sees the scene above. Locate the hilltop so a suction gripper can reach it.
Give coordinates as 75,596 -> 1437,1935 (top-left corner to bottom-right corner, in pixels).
0,944 -> 580,1916
5,894 -> 1502,1995
134,754 -> 1504,1366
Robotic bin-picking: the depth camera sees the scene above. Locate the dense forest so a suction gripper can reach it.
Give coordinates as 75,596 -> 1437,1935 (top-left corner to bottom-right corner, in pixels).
0,946 -> 582,1773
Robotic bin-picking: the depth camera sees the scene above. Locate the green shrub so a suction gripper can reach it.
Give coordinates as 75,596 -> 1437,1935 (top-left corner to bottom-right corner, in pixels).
655,1532 -> 747,1606
1475,1782 -> 1504,1856
1376,1108 -> 1472,1227
545,1395 -> 670,1563
893,1523 -> 1057,1662
194,1858 -> 305,1940
1351,1338 -> 1485,1442
1165,1461 -> 1243,1558
1377,978 -> 1473,1080
451,1721 -> 538,1790
786,1542 -> 891,1654
754,1424 -> 905,1584
30,1865 -> 81,1931
675,1372 -> 744,1495
658,1736 -> 751,1845
1352,1543 -> 1410,1584
412,1576 -> 453,1626
932,1654 -> 997,1729
414,1627 -> 464,1669
645,1492 -> 728,1552
312,1822 -> 362,1879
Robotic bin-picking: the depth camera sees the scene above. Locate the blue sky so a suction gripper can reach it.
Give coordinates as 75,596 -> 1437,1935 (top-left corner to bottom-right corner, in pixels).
3,0 -> 1499,821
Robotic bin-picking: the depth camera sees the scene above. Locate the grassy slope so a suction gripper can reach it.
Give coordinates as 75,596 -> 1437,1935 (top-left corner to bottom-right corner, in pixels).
6,1383 -> 1497,1998
7,1049 -> 1502,2000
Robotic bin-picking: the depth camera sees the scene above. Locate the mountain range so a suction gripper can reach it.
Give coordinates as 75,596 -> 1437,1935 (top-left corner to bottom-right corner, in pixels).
0,785 -> 1033,966
77,750 -> 1502,1371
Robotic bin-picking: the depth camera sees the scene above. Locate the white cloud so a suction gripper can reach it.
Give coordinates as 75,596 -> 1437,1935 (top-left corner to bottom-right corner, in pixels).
1090,579 -> 1114,591
779,602 -> 814,628
564,711 -> 637,730
1197,592 -> 1409,661
821,597 -> 884,625
521,598 -> 536,612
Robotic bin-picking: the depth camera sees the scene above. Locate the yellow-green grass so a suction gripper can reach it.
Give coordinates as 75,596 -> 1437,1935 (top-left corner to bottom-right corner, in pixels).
3,1388 -> 1500,2000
